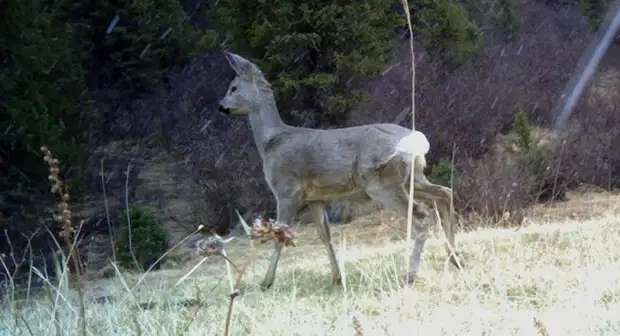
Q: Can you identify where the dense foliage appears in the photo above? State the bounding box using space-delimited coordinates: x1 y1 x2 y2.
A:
206 0 405 125
0 0 212 223
412 0 482 69
1 0 85 200
62 0 212 94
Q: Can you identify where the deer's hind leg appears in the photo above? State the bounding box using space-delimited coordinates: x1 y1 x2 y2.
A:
308 201 342 286
260 193 301 290
413 179 464 270
364 180 430 284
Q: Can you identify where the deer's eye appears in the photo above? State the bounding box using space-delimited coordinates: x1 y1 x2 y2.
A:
231 86 237 92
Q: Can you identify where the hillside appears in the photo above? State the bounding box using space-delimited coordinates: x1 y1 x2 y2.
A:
2 191 620 335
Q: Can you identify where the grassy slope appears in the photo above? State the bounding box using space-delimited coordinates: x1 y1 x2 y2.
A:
2 192 620 335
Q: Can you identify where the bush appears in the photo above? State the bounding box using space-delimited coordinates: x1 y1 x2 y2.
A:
555 94 620 190
116 204 170 271
511 110 560 202
412 0 482 69
189 163 276 236
456 154 531 228
492 0 521 40
427 158 459 187
579 0 609 29
207 0 404 125
454 112 567 228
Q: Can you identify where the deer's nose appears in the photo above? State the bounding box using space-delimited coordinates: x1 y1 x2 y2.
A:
218 105 230 114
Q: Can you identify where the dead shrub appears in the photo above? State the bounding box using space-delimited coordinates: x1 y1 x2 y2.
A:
556 109 620 189
189 163 276 235
456 154 531 229
455 116 571 229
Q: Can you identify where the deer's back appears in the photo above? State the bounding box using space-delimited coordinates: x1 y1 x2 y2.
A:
263 123 412 201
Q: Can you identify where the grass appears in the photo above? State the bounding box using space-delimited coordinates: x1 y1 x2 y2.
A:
2 210 620 335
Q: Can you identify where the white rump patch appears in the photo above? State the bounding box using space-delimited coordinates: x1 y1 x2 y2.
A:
396 131 430 156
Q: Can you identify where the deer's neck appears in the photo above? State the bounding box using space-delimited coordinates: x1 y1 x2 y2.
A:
249 90 287 157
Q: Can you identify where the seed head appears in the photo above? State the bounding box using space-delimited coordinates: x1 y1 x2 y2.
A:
194 236 234 256
250 216 296 247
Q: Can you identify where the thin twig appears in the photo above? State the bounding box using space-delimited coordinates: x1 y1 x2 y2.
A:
124 159 140 270
400 0 417 284
133 228 203 290
223 256 256 336
100 158 116 261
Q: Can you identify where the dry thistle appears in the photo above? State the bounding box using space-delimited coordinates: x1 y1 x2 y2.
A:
533 317 550 336
251 216 296 247
194 235 235 257
41 146 74 238
40 146 86 334
351 315 364 336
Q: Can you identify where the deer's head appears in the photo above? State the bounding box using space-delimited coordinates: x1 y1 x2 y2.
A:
218 52 265 116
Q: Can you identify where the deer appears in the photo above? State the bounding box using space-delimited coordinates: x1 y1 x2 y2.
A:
217 52 463 290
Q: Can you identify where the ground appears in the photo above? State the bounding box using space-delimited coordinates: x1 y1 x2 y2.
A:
2 189 620 335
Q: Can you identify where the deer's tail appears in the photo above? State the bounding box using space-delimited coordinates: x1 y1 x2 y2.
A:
395 130 430 157
394 131 430 172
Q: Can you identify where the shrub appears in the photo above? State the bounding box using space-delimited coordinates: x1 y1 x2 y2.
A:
412 0 482 69
492 0 521 41
456 154 530 228
454 112 567 228
189 163 276 236
427 158 459 187
116 204 170 271
578 0 609 29
555 95 620 191
511 110 557 201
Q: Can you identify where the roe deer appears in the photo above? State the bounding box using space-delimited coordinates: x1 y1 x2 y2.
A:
217 52 463 289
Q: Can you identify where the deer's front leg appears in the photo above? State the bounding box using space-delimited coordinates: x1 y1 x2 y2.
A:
308 201 342 287
260 194 300 290
405 219 430 284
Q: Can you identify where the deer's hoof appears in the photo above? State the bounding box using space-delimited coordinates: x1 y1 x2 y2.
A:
415 209 429 220
259 281 274 291
449 252 465 270
402 272 417 285
332 276 343 287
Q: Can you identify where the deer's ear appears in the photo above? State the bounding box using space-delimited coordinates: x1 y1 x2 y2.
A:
223 51 261 80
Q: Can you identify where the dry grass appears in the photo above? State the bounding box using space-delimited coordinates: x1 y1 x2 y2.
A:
529 187 620 222
2 201 620 335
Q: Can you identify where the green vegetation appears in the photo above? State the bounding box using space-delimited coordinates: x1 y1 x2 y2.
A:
206 0 405 124
512 110 553 199
1 0 86 199
412 0 482 69
579 0 609 30
493 0 521 40
116 204 170 271
428 158 459 187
